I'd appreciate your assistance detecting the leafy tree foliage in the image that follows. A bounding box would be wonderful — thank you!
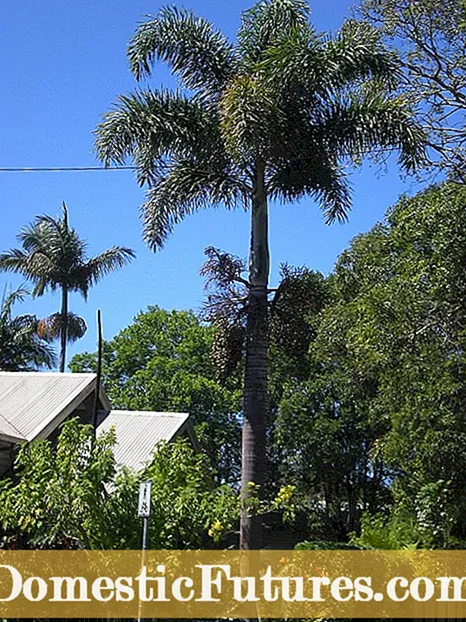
[95,0,424,549]
[273,367,390,540]
[311,182,466,546]
[0,419,119,549]
[349,511,419,550]
[0,419,238,550]
[0,286,55,371]
[0,203,134,371]
[70,307,242,485]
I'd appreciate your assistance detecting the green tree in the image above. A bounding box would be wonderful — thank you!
[0,203,135,372]
[0,286,55,371]
[69,306,242,485]
[143,439,238,549]
[317,182,466,546]
[95,0,424,548]
[273,367,390,539]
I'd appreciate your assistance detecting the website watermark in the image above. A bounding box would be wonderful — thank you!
[1,550,466,618]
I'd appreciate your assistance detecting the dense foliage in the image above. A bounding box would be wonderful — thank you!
[0,419,238,549]
[3,0,466,553]
[5,182,466,551]
[285,181,466,547]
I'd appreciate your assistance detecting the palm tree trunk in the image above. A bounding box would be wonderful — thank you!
[59,285,68,373]
[240,159,269,550]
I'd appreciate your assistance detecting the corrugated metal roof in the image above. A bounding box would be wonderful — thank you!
[98,410,189,471]
[0,372,107,443]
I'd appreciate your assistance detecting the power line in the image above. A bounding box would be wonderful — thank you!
[0,147,417,173]
[0,166,136,172]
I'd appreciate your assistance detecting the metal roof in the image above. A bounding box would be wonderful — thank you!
[97,410,190,471]
[0,372,111,443]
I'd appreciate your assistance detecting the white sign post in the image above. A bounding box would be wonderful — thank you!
[138,481,152,622]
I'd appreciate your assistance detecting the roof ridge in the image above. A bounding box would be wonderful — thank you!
[110,410,189,417]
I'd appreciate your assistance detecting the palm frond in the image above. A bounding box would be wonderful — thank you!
[37,312,87,343]
[17,220,56,253]
[0,286,30,321]
[262,20,399,98]
[321,19,401,91]
[66,314,87,342]
[221,74,284,160]
[268,153,352,223]
[128,6,236,96]
[33,212,87,261]
[141,161,247,251]
[61,201,69,227]
[320,94,427,172]
[95,90,225,184]
[0,248,55,297]
[83,247,135,287]
[0,248,31,274]
[0,338,57,371]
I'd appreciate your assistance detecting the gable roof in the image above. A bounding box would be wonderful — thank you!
[97,410,196,471]
[0,372,111,444]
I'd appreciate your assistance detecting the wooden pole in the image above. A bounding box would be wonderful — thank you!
[92,309,103,437]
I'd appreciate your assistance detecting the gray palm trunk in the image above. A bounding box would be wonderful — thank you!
[240,160,269,550]
[59,285,68,373]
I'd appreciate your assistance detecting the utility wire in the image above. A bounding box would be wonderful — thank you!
[0,166,136,172]
[0,148,413,173]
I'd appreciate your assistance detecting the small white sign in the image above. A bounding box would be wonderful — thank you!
[138,481,152,517]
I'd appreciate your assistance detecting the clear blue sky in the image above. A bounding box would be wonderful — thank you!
[1,0,423,365]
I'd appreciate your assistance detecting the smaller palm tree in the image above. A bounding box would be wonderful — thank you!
[0,286,56,371]
[0,203,135,371]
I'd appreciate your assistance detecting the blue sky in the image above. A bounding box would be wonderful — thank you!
[1,0,423,365]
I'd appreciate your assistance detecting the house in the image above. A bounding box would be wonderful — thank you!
[0,371,197,475]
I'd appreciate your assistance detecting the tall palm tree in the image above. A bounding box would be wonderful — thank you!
[94,0,425,548]
[0,203,135,372]
[0,286,56,371]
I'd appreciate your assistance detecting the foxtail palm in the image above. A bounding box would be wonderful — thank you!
[0,286,56,371]
[0,203,135,372]
[95,0,425,548]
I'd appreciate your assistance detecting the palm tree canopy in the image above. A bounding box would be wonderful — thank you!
[0,203,135,299]
[37,312,87,344]
[95,0,426,250]
[0,287,56,371]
